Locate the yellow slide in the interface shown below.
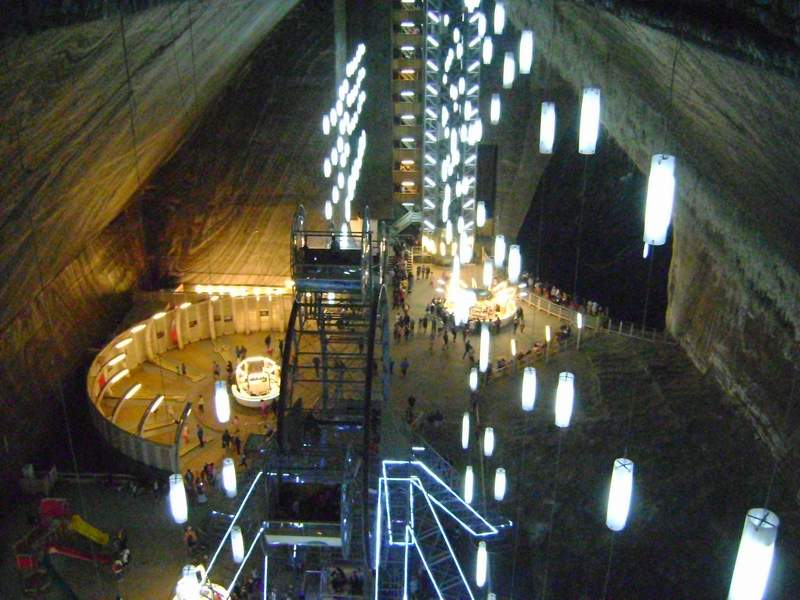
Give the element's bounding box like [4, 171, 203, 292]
[68, 514, 109, 546]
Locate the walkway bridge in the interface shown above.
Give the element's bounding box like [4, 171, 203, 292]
[198, 207, 508, 598]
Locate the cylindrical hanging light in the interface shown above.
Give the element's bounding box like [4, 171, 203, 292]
[494, 235, 506, 268]
[606, 458, 634, 531]
[521, 366, 536, 411]
[510, 338, 517, 356]
[483, 258, 494, 288]
[445, 220, 453, 244]
[169, 474, 188, 524]
[214, 380, 230, 424]
[555, 372, 575, 428]
[728, 508, 780, 600]
[222, 457, 237, 498]
[545, 325, 551, 343]
[579, 87, 601, 155]
[231, 525, 245, 563]
[479, 323, 490, 373]
[507, 244, 521, 283]
[493, 2, 505, 35]
[464, 465, 475, 504]
[462, 412, 471, 449]
[324, 200, 333, 220]
[323, 157, 332, 177]
[643, 154, 676, 246]
[477, 201, 487, 227]
[483, 427, 495, 457]
[502, 52, 516, 89]
[176, 565, 200, 600]
[519, 30, 534, 75]
[490, 93, 501, 125]
[539, 102, 556, 154]
[482, 36, 493, 65]
[577, 312, 584, 329]
[494, 468, 507, 501]
[469, 367, 479, 392]
[476, 541, 488, 587]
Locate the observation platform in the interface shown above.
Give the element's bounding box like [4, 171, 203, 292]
[86, 290, 293, 475]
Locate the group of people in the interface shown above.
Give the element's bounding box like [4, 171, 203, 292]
[530, 278, 607, 318]
[329, 566, 364, 595]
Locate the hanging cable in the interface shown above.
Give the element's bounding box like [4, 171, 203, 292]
[763, 355, 798, 508]
[571, 155, 589, 297]
[4, 30, 105, 590]
[539, 429, 564, 600]
[118, 3, 142, 184]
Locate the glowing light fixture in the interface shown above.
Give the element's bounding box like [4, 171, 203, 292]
[482, 37, 493, 64]
[493, 235, 506, 268]
[462, 412, 471, 449]
[519, 30, 534, 74]
[115, 338, 133, 349]
[483, 427, 495, 457]
[483, 259, 493, 288]
[150, 395, 164, 412]
[122, 382, 142, 401]
[490, 94, 501, 124]
[494, 468, 507, 501]
[643, 154, 676, 246]
[469, 367, 479, 392]
[464, 465, 475, 504]
[728, 508, 779, 600]
[324, 200, 333, 220]
[176, 565, 200, 599]
[169, 473, 188, 524]
[477, 201, 487, 226]
[606, 458, 634, 531]
[222, 457, 237, 498]
[510, 338, 517, 356]
[522, 366, 537, 411]
[214, 380, 230, 424]
[231, 525, 245, 563]
[545, 325, 551, 343]
[508, 244, 521, 283]
[555, 372, 575, 428]
[476, 541, 488, 587]
[493, 2, 505, 34]
[579, 87, 601, 154]
[539, 102, 556, 154]
[502, 52, 515, 88]
[479, 323, 490, 373]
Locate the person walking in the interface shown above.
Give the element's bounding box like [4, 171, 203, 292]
[197, 394, 205, 414]
[196, 424, 204, 448]
[278, 339, 284, 356]
[462, 338, 473, 359]
[313, 356, 321, 378]
[265, 334, 272, 350]
[234, 435, 242, 455]
[222, 429, 231, 449]
[400, 357, 410, 377]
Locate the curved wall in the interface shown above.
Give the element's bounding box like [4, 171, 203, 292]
[0, 0, 298, 494]
[86, 291, 292, 471]
[506, 0, 800, 465]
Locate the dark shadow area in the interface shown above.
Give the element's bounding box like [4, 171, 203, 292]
[517, 119, 672, 329]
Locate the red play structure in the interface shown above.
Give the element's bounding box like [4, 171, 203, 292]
[13, 498, 115, 595]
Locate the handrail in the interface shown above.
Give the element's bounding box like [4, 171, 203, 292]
[277, 297, 300, 452]
[520, 293, 674, 344]
[361, 283, 388, 572]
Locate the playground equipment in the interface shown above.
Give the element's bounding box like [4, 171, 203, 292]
[13, 498, 118, 595]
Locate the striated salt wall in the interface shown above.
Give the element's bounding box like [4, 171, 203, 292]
[0, 0, 298, 490]
[505, 0, 800, 460]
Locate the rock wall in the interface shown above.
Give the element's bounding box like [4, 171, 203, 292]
[0, 0, 298, 488]
[506, 0, 800, 462]
[137, 0, 391, 287]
